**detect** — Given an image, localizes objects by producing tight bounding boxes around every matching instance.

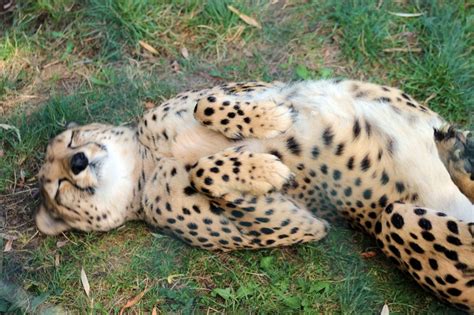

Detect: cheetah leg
[193,93,293,140]
[143,156,327,251]
[435,126,474,202]
[188,147,329,248]
[376,203,474,311]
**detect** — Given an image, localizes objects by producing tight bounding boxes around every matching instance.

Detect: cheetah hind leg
[189,147,329,248]
[376,202,474,312]
[194,93,293,140]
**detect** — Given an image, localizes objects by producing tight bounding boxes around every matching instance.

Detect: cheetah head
[435,126,474,202]
[36,123,143,235]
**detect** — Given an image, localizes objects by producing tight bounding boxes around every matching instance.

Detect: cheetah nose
[71,152,89,175]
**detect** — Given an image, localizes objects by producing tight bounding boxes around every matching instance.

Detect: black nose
[71,152,88,175]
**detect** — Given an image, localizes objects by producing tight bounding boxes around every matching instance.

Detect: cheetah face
[36,123,139,235]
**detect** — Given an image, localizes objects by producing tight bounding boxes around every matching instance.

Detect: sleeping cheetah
[36,80,474,311]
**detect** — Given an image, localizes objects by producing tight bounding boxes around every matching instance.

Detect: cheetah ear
[65,121,80,129]
[35,205,71,235]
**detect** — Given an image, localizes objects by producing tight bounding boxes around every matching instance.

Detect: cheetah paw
[194,94,293,140]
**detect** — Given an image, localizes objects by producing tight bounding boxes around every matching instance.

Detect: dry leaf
[139,40,159,55]
[167,274,183,284]
[383,48,422,53]
[361,251,377,259]
[228,5,262,29]
[119,289,148,315]
[388,11,424,17]
[4,239,13,252]
[170,60,180,73]
[152,307,158,315]
[56,240,68,248]
[380,303,390,315]
[144,101,155,110]
[55,254,60,267]
[81,267,90,298]
[181,47,189,59]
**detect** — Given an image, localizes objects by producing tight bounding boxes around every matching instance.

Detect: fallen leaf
[383,48,422,53]
[228,5,262,29]
[80,267,90,298]
[139,40,159,55]
[119,289,148,315]
[167,274,184,284]
[144,101,155,110]
[4,239,13,252]
[55,254,60,267]
[56,240,68,248]
[361,250,377,259]
[170,60,180,73]
[181,47,189,59]
[152,307,158,315]
[380,303,390,315]
[388,11,424,17]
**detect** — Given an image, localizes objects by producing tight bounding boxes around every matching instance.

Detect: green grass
[0,0,472,313]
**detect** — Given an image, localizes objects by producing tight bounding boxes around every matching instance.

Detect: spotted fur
[37,80,474,311]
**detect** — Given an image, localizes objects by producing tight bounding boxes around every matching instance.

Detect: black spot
[447,288,462,297]
[261,228,274,235]
[187,223,198,230]
[409,242,425,254]
[166,202,172,212]
[290,227,299,234]
[322,127,334,146]
[219,239,229,245]
[286,137,301,155]
[320,164,328,174]
[409,258,422,271]
[428,259,438,270]
[388,245,401,258]
[353,120,361,139]
[362,189,372,200]
[204,177,213,185]
[167,218,176,224]
[446,236,462,246]
[210,167,219,173]
[466,280,474,287]
[445,275,458,284]
[184,186,197,196]
[447,221,459,234]
[244,117,251,124]
[207,96,216,102]
[414,208,426,216]
[418,218,432,230]
[311,146,320,159]
[375,221,382,234]
[395,182,405,193]
[333,170,342,181]
[220,119,229,125]
[378,195,388,208]
[335,143,345,155]
[385,204,393,214]
[391,232,404,245]
[196,168,204,177]
[222,174,229,182]
[360,155,371,171]
[256,217,270,223]
[391,213,404,229]
[344,187,352,197]
[210,204,224,215]
[380,171,389,185]
[406,101,416,108]
[421,231,435,241]
[346,156,355,170]
[231,210,244,218]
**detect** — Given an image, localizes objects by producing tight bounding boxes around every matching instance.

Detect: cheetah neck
[121,138,157,222]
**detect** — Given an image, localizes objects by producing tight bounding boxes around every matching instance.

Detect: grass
[0,0,472,313]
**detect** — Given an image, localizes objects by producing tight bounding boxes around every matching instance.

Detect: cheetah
[36,80,474,311]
